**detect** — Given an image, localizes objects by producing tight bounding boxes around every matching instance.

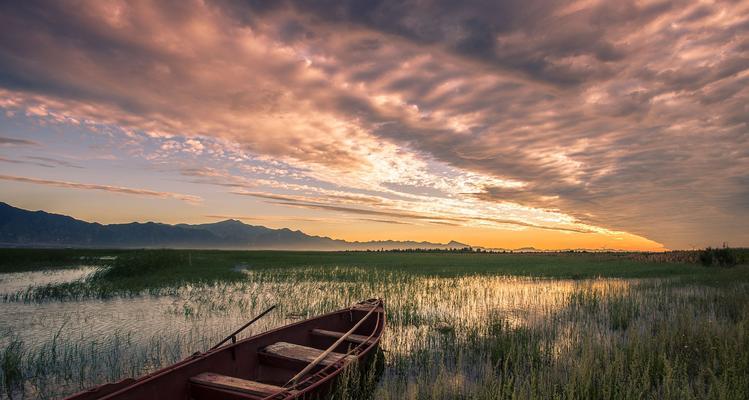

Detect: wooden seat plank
[310,329,373,345]
[261,342,355,367]
[190,372,292,397]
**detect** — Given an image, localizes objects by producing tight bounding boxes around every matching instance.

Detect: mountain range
[0,202,471,250]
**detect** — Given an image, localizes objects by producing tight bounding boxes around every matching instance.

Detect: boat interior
[82,301,384,400]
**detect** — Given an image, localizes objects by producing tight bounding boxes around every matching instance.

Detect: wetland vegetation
[1,249,748,399]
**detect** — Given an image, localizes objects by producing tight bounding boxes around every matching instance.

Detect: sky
[0,0,747,251]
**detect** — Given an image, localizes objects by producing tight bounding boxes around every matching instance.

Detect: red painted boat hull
[64,299,385,400]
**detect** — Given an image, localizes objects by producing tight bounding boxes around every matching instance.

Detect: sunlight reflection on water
[0,267,98,295]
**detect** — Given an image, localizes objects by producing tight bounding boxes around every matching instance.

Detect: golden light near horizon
[1,0,748,250]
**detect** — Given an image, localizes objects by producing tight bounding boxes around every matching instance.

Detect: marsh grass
[7,249,748,290]
[1,337,22,399]
[6,249,748,304]
[1,252,748,399]
[328,353,384,400]
[607,294,639,331]
[0,249,118,272]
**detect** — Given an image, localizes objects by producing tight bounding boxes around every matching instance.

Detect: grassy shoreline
[3,248,747,276]
[3,249,748,302]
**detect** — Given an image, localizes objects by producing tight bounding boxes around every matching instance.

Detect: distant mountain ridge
[0,202,471,250]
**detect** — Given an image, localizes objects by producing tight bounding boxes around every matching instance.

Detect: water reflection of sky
[0,267,98,295]
[1,267,633,352]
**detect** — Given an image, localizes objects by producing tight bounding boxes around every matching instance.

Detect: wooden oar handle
[210,305,276,351]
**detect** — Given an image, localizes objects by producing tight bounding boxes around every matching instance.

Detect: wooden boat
[65,298,385,400]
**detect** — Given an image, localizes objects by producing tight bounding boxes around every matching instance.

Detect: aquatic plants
[1,254,748,399]
[5,249,749,303]
[1,337,23,399]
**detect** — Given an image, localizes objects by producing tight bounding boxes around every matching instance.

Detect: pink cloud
[0,1,746,247]
[0,174,202,204]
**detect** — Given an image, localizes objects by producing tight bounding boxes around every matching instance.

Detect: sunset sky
[1,1,747,251]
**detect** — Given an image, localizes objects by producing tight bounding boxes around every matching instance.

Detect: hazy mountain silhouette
[0,202,470,250]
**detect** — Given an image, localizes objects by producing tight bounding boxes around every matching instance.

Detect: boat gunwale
[263,299,385,399]
[65,300,385,400]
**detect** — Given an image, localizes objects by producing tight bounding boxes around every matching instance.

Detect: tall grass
[8,248,749,280]
[1,255,748,399]
[5,249,749,303]
[0,249,120,272]
[1,337,23,399]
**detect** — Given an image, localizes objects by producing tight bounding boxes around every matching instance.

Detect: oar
[285,301,380,387]
[210,305,276,351]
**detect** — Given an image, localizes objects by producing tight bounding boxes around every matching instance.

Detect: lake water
[0,267,98,296]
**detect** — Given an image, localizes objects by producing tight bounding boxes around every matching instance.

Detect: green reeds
[1,337,23,399]
[1,253,748,399]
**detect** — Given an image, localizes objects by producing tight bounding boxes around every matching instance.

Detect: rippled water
[0,267,98,296]
[0,271,299,352]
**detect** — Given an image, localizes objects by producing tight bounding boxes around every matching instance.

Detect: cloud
[357,218,412,225]
[234,190,470,223]
[204,214,328,224]
[0,155,82,168]
[0,1,746,247]
[476,218,593,234]
[25,156,83,168]
[272,199,597,233]
[179,166,253,189]
[427,220,461,227]
[0,156,24,165]
[269,200,465,222]
[1,153,86,169]
[232,189,598,233]
[0,136,39,146]
[233,191,313,204]
[0,174,202,204]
